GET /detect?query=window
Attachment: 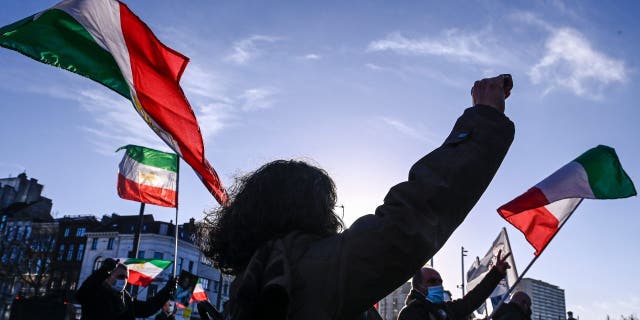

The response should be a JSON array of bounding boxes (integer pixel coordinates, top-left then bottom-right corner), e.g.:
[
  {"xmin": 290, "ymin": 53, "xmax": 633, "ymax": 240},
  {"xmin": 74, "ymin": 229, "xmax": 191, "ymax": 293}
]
[
  {"xmin": 177, "ymin": 258, "xmax": 184, "ymax": 272},
  {"xmin": 137, "ymin": 250, "xmax": 145, "ymax": 259},
  {"xmin": 222, "ymin": 281, "xmax": 229, "ymax": 296},
  {"xmin": 58, "ymin": 245, "xmax": 65, "ymax": 261},
  {"xmin": 7, "ymin": 226, "xmax": 14, "ymax": 241},
  {"xmin": 153, "ymin": 252, "xmax": 163, "ymax": 260},
  {"xmin": 201, "ymin": 278, "xmax": 210, "ymax": 290},
  {"xmin": 24, "ymin": 226, "xmax": 32, "ymax": 240},
  {"xmin": 91, "ymin": 238, "xmax": 98, "ymax": 250},
  {"xmin": 15, "ymin": 226, "xmax": 22, "ymax": 240},
  {"xmin": 0, "ymin": 215, "xmax": 6, "ymax": 231},
  {"xmin": 93, "ymin": 257, "xmax": 104, "ymax": 271},
  {"xmin": 212, "ymin": 280, "xmax": 219, "ymax": 293},
  {"xmin": 159, "ymin": 224, "xmax": 168, "ymax": 235},
  {"xmin": 66, "ymin": 244, "xmax": 74, "ymax": 261},
  {"xmin": 77, "ymin": 244, "xmax": 85, "ymax": 261},
  {"xmin": 76, "ymin": 227, "xmax": 86, "ymax": 237},
  {"xmin": 188, "ymin": 260, "xmax": 193, "ymax": 272},
  {"xmin": 64, "ymin": 228, "xmax": 70, "ymax": 237},
  {"xmin": 107, "ymin": 238, "xmax": 114, "ymax": 250}
]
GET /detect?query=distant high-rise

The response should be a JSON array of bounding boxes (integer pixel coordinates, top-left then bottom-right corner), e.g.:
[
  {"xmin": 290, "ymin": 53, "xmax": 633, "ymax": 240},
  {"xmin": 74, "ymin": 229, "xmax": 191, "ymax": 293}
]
[{"xmin": 517, "ymin": 278, "xmax": 566, "ymax": 320}]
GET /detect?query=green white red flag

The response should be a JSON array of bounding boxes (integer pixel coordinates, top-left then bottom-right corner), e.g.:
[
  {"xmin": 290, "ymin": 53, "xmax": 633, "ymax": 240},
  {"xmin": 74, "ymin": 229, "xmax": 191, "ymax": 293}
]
[
  {"xmin": 119, "ymin": 258, "xmax": 172, "ymax": 287},
  {"xmin": 0, "ymin": 0, "xmax": 227, "ymax": 204},
  {"xmin": 190, "ymin": 279, "xmax": 209, "ymax": 303},
  {"xmin": 117, "ymin": 145, "xmax": 178, "ymax": 207},
  {"xmin": 498, "ymin": 145, "xmax": 636, "ymax": 255}
]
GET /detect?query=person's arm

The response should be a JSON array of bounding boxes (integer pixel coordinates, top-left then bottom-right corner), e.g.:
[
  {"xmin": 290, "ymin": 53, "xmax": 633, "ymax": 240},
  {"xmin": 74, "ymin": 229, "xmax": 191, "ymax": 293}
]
[
  {"xmin": 334, "ymin": 104, "xmax": 515, "ymax": 318},
  {"xmin": 133, "ymin": 277, "xmax": 176, "ymax": 318},
  {"xmin": 447, "ymin": 267, "xmax": 505, "ymax": 318}
]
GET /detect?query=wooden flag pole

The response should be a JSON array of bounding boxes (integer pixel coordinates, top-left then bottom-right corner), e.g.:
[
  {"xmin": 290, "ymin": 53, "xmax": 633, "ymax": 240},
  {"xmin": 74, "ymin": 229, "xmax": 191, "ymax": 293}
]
[
  {"xmin": 173, "ymin": 158, "xmax": 181, "ymax": 277},
  {"xmin": 489, "ymin": 199, "xmax": 584, "ymax": 318}
]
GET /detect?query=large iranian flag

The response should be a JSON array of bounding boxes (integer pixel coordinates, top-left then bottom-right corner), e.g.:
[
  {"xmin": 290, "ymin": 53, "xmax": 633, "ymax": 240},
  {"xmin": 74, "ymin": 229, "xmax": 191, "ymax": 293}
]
[
  {"xmin": 498, "ymin": 145, "xmax": 636, "ymax": 255},
  {"xmin": 117, "ymin": 145, "xmax": 178, "ymax": 207},
  {"xmin": 0, "ymin": 0, "xmax": 227, "ymax": 205},
  {"xmin": 119, "ymin": 258, "xmax": 172, "ymax": 287}
]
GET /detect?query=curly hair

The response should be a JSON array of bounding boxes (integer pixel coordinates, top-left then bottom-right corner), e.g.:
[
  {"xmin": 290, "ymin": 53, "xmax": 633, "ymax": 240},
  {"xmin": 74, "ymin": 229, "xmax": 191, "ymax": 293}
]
[{"xmin": 198, "ymin": 160, "xmax": 344, "ymax": 275}]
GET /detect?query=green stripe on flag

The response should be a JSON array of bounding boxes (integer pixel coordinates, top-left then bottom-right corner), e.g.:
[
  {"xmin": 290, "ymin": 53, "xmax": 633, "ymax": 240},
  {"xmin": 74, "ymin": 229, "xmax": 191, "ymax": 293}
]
[
  {"xmin": 120, "ymin": 145, "xmax": 178, "ymax": 172},
  {"xmin": 574, "ymin": 145, "xmax": 637, "ymax": 199},
  {"xmin": 0, "ymin": 9, "xmax": 131, "ymax": 99},
  {"xmin": 123, "ymin": 258, "xmax": 173, "ymax": 269}
]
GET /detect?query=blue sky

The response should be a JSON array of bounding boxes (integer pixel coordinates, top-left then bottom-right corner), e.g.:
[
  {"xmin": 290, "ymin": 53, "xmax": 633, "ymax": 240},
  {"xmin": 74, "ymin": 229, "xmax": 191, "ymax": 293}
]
[{"xmin": 1, "ymin": 0, "xmax": 639, "ymax": 318}]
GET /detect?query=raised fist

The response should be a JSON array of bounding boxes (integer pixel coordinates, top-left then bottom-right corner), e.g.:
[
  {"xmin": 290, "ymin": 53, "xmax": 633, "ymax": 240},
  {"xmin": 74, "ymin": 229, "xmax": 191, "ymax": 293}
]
[{"xmin": 471, "ymin": 74, "xmax": 512, "ymax": 113}]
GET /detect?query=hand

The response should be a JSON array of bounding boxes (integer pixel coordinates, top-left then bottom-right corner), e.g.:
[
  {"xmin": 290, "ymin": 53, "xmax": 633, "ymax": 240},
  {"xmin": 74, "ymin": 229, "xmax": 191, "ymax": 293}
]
[
  {"xmin": 471, "ymin": 74, "xmax": 513, "ymax": 113},
  {"xmin": 494, "ymin": 249, "xmax": 511, "ymax": 275},
  {"xmin": 100, "ymin": 258, "xmax": 119, "ymax": 273}
]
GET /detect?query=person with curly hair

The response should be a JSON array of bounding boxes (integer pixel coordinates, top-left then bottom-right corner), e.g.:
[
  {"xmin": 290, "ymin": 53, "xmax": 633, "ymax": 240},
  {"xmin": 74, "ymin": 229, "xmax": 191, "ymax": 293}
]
[{"xmin": 198, "ymin": 74, "xmax": 516, "ymax": 320}]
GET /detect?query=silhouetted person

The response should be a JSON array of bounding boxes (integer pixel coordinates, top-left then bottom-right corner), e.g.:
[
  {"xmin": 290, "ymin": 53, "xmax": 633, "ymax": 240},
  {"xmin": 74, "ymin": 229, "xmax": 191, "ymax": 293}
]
[
  {"xmin": 398, "ymin": 250, "xmax": 512, "ymax": 320},
  {"xmin": 77, "ymin": 258, "xmax": 175, "ymax": 320},
  {"xmin": 492, "ymin": 291, "xmax": 532, "ymax": 320},
  {"xmin": 155, "ymin": 301, "xmax": 177, "ymax": 320},
  {"xmin": 199, "ymin": 74, "xmax": 515, "ymax": 319}
]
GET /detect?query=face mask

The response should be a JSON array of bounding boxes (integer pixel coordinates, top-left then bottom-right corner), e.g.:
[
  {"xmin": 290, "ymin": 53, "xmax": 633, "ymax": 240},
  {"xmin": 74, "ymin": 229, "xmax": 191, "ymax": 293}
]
[
  {"xmin": 425, "ymin": 285, "xmax": 445, "ymax": 304},
  {"xmin": 111, "ymin": 279, "xmax": 127, "ymax": 292}
]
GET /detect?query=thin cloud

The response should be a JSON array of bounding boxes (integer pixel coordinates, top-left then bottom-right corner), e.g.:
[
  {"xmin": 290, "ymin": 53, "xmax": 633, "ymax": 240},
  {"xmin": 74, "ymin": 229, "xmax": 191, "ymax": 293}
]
[
  {"xmin": 303, "ymin": 53, "xmax": 321, "ymax": 60},
  {"xmin": 379, "ymin": 117, "xmax": 435, "ymax": 144},
  {"xmin": 225, "ymin": 35, "xmax": 280, "ymax": 65},
  {"xmin": 529, "ymin": 27, "xmax": 626, "ymax": 99},
  {"xmin": 367, "ymin": 30, "xmax": 503, "ymax": 66},
  {"xmin": 240, "ymin": 88, "xmax": 277, "ymax": 111}
]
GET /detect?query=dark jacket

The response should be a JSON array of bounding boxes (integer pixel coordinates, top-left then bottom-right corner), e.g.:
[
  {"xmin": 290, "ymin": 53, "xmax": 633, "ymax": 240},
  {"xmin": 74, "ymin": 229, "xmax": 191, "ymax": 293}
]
[
  {"xmin": 492, "ymin": 303, "xmax": 531, "ymax": 320},
  {"xmin": 398, "ymin": 268, "xmax": 506, "ymax": 320},
  {"xmin": 76, "ymin": 267, "xmax": 172, "ymax": 320},
  {"xmin": 226, "ymin": 105, "xmax": 515, "ymax": 320}
]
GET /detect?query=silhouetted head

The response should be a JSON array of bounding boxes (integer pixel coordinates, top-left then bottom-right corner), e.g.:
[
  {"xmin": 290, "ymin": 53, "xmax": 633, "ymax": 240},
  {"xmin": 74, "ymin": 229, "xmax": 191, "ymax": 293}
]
[
  {"xmin": 510, "ymin": 291, "xmax": 532, "ymax": 314},
  {"xmin": 411, "ymin": 267, "xmax": 443, "ymax": 295},
  {"xmin": 199, "ymin": 160, "xmax": 343, "ymax": 275}
]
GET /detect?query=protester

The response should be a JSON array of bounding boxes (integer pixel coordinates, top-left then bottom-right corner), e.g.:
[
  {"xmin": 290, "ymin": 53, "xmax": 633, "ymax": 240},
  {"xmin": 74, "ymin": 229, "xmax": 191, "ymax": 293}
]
[
  {"xmin": 76, "ymin": 258, "xmax": 176, "ymax": 320},
  {"xmin": 155, "ymin": 301, "xmax": 177, "ymax": 320},
  {"xmin": 492, "ymin": 291, "xmax": 532, "ymax": 320},
  {"xmin": 398, "ymin": 250, "xmax": 512, "ymax": 320},
  {"xmin": 197, "ymin": 300, "xmax": 223, "ymax": 320},
  {"xmin": 199, "ymin": 74, "xmax": 515, "ymax": 319}
]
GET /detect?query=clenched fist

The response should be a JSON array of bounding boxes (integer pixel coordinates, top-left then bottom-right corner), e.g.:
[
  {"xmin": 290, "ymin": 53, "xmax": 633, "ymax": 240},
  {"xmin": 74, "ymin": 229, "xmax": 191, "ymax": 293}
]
[{"xmin": 471, "ymin": 74, "xmax": 513, "ymax": 113}]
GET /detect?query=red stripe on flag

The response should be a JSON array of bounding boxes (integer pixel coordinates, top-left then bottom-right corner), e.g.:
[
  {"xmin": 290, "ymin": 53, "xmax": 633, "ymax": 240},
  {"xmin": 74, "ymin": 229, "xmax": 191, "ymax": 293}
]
[
  {"xmin": 190, "ymin": 291, "xmax": 208, "ymax": 303},
  {"xmin": 118, "ymin": 2, "xmax": 227, "ymax": 205},
  {"xmin": 117, "ymin": 174, "xmax": 177, "ymax": 207},
  {"xmin": 128, "ymin": 270, "xmax": 155, "ymax": 287},
  {"xmin": 498, "ymin": 188, "xmax": 559, "ymax": 255}
]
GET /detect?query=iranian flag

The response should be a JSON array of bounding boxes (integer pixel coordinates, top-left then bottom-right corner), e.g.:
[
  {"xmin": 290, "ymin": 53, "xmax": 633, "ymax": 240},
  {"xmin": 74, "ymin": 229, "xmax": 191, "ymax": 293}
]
[
  {"xmin": 120, "ymin": 258, "xmax": 172, "ymax": 287},
  {"xmin": 190, "ymin": 279, "xmax": 209, "ymax": 303},
  {"xmin": 498, "ymin": 145, "xmax": 636, "ymax": 255},
  {"xmin": 117, "ymin": 145, "xmax": 177, "ymax": 207},
  {"xmin": 0, "ymin": 0, "xmax": 227, "ymax": 205}
]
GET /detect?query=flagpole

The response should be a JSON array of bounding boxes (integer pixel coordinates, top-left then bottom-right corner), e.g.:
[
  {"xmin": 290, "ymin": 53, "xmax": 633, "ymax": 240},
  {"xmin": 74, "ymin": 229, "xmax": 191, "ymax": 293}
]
[
  {"xmin": 131, "ymin": 202, "xmax": 146, "ymax": 259},
  {"xmin": 173, "ymin": 158, "xmax": 181, "ymax": 278},
  {"xmin": 488, "ymin": 199, "xmax": 584, "ymax": 318}
]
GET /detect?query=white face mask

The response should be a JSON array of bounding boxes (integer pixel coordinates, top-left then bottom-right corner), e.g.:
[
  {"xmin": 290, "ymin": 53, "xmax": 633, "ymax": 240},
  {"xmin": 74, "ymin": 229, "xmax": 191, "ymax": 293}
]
[{"xmin": 111, "ymin": 279, "xmax": 127, "ymax": 292}]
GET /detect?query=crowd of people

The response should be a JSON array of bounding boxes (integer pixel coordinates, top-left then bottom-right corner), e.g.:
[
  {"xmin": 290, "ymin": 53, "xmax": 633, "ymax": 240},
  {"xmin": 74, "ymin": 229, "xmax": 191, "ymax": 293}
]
[{"xmin": 76, "ymin": 74, "xmax": 545, "ymax": 320}]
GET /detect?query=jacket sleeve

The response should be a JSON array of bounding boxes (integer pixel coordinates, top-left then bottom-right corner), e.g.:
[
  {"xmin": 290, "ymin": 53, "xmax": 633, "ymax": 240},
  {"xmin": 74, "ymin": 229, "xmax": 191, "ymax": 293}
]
[
  {"xmin": 133, "ymin": 282, "xmax": 173, "ymax": 317},
  {"xmin": 334, "ymin": 105, "xmax": 515, "ymax": 318},
  {"xmin": 447, "ymin": 267, "xmax": 505, "ymax": 318}
]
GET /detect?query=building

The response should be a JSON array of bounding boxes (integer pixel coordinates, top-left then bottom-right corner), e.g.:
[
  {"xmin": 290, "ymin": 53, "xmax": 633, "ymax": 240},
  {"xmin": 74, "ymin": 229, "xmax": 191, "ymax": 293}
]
[
  {"xmin": 48, "ymin": 215, "xmax": 100, "ymax": 295},
  {"xmin": 516, "ymin": 278, "xmax": 566, "ymax": 320},
  {"xmin": 377, "ymin": 281, "xmax": 411, "ymax": 320},
  {"xmin": 0, "ymin": 173, "xmax": 52, "ymax": 220}
]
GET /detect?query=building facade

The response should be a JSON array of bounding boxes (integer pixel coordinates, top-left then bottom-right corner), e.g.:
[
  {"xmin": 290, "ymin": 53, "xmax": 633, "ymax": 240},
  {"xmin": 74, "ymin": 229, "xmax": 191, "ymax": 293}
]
[
  {"xmin": 377, "ymin": 281, "xmax": 411, "ymax": 320},
  {"xmin": 516, "ymin": 278, "xmax": 566, "ymax": 320}
]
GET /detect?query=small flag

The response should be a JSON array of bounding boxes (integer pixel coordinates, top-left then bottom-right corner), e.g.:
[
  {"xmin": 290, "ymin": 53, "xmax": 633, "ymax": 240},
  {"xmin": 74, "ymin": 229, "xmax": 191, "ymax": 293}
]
[
  {"xmin": 175, "ymin": 271, "xmax": 199, "ymax": 307},
  {"xmin": 190, "ymin": 278, "xmax": 209, "ymax": 303},
  {"xmin": 117, "ymin": 145, "xmax": 178, "ymax": 207},
  {"xmin": 466, "ymin": 228, "xmax": 518, "ymax": 314},
  {"xmin": 119, "ymin": 258, "xmax": 172, "ymax": 287},
  {"xmin": 498, "ymin": 145, "xmax": 636, "ymax": 255},
  {"xmin": 0, "ymin": 0, "xmax": 227, "ymax": 204}
]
